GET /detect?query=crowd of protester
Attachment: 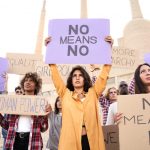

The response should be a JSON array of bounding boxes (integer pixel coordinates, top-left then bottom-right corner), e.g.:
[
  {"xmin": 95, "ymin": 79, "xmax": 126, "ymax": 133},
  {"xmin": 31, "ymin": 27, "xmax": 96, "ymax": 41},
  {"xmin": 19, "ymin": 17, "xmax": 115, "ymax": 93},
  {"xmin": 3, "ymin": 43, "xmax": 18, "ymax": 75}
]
[{"xmin": 0, "ymin": 35, "xmax": 149, "ymax": 150}]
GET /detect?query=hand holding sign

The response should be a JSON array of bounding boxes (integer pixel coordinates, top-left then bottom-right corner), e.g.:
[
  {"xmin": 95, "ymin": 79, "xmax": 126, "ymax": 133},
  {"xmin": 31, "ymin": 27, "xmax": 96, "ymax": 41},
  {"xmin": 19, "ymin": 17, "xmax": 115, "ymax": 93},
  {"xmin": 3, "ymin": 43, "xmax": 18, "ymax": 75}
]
[
  {"xmin": 45, "ymin": 102, "xmax": 52, "ymax": 115},
  {"xmin": 114, "ymin": 112, "xmax": 123, "ymax": 124},
  {"xmin": 45, "ymin": 36, "xmax": 52, "ymax": 46},
  {"xmin": 105, "ymin": 36, "xmax": 114, "ymax": 48}
]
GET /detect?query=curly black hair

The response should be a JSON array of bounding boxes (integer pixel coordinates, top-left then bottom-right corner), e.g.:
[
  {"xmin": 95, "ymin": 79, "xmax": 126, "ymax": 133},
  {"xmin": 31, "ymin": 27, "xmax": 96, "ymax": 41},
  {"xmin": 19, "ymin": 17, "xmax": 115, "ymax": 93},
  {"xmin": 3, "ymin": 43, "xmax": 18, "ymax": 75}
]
[
  {"xmin": 66, "ymin": 65, "xmax": 92, "ymax": 92},
  {"xmin": 15, "ymin": 86, "xmax": 22, "ymax": 92},
  {"xmin": 20, "ymin": 72, "xmax": 42, "ymax": 95}
]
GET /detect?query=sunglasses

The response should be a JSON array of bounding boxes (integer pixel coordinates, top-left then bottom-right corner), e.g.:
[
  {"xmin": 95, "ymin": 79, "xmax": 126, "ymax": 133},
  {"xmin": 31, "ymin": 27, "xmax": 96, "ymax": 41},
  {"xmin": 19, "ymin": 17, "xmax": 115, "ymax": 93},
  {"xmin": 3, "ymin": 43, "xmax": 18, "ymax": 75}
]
[{"xmin": 119, "ymin": 84, "xmax": 128, "ymax": 87}]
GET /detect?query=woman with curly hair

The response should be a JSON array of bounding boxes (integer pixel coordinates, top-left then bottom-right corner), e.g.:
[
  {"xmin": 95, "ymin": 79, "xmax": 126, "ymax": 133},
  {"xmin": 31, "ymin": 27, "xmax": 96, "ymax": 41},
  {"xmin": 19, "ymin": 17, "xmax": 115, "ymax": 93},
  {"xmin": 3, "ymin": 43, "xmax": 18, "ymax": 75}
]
[{"xmin": 0, "ymin": 72, "xmax": 51, "ymax": 150}]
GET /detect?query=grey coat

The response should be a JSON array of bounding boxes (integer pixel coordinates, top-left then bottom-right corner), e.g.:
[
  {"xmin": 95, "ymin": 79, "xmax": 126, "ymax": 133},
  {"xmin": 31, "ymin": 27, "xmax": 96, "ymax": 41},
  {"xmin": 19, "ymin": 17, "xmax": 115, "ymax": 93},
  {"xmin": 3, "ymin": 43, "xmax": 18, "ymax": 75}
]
[{"xmin": 46, "ymin": 112, "xmax": 62, "ymax": 150}]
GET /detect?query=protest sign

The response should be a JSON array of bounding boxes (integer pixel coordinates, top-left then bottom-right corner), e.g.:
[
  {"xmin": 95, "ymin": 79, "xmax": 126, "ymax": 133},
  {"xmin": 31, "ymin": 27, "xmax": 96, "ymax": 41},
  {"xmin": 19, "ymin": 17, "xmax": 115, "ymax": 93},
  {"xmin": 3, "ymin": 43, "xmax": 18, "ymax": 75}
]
[
  {"xmin": 0, "ymin": 57, "xmax": 8, "ymax": 91},
  {"xmin": 0, "ymin": 95, "xmax": 48, "ymax": 115},
  {"xmin": 118, "ymin": 94, "xmax": 150, "ymax": 150},
  {"xmin": 112, "ymin": 46, "xmax": 139, "ymax": 68},
  {"xmin": 7, "ymin": 53, "xmax": 43, "ymax": 74},
  {"xmin": 0, "ymin": 57, "xmax": 8, "ymax": 72},
  {"xmin": 35, "ymin": 62, "xmax": 90, "ymax": 84},
  {"xmin": 102, "ymin": 125, "xmax": 119, "ymax": 150},
  {"xmin": 0, "ymin": 78, "xmax": 5, "ymax": 92},
  {"xmin": 45, "ymin": 19, "xmax": 111, "ymax": 64},
  {"xmin": 144, "ymin": 53, "xmax": 150, "ymax": 64}
]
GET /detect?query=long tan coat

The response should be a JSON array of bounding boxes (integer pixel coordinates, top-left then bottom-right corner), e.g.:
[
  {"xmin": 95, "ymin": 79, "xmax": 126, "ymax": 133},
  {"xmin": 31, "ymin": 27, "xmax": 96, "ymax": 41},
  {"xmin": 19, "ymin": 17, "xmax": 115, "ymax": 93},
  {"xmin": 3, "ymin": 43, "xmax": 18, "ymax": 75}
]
[{"xmin": 50, "ymin": 64, "xmax": 111, "ymax": 150}]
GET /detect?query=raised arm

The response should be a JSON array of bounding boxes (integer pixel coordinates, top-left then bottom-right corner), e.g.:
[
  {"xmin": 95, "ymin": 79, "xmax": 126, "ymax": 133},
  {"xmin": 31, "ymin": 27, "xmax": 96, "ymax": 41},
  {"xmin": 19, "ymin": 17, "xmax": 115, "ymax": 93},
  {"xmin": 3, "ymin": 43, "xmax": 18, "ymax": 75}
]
[
  {"xmin": 45, "ymin": 37, "xmax": 66, "ymax": 98},
  {"xmin": 49, "ymin": 64, "xmax": 66, "ymax": 98},
  {"xmin": 93, "ymin": 36, "xmax": 113, "ymax": 97},
  {"xmin": 93, "ymin": 64, "xmax": 111, "ymax": 97}
]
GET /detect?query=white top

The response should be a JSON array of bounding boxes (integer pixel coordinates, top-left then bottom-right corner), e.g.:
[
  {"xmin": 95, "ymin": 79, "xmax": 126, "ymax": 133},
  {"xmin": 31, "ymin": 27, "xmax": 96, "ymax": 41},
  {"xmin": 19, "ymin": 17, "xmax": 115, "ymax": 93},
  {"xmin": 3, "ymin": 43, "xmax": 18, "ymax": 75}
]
[
  {"xmin": 16, "ymin": 116, "xmax": 32, "ymax": 132},
  {"xmin": 106, "ymin": 102, "xmax": 117, "ymax": 125}
]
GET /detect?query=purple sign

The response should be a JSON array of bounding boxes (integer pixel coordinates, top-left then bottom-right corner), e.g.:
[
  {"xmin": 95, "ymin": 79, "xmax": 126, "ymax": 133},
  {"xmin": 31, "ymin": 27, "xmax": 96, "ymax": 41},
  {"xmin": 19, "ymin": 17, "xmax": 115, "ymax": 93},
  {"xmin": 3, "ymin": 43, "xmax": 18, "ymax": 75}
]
[
  {"xmin": 0, "ymin": 57, "xmax": 8, "ymax": 92},
  {"xmin": 45, "ymin": 19, "xmax": 111, "ymax": 64},
  {"xmin": 144, "ymin": 53, "xmax": 150, "ymax": 64}
]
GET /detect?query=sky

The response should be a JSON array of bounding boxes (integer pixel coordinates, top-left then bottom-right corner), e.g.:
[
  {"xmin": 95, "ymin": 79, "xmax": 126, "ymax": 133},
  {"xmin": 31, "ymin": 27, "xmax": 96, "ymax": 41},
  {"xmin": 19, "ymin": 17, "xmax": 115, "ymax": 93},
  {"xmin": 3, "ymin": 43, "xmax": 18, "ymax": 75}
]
[{"xmin": 0, "ymin": 0, "xmax": 150, "ymax": 92}]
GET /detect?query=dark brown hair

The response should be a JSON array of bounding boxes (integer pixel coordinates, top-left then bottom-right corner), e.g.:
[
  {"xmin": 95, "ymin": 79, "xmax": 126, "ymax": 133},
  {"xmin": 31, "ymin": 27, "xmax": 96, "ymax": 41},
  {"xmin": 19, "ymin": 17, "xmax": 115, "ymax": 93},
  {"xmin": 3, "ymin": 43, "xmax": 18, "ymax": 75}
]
[
  {"xmin": 20, "ymin": 72, "xmax": 42, "ymax": 95},
  {"xmin": 15, "ymin": 86, "xmax": 21, "ymax": 92},
  {"xmin": 67, "ymin": 65, "xmax": 92, "ymax": 92},
  {"xmin": 134, "ymin": 63, "xmax": 150, "ymax": 94},
  {"xmin": 54, "ymin": 96, "xmax": 61, "ymax": 114}
]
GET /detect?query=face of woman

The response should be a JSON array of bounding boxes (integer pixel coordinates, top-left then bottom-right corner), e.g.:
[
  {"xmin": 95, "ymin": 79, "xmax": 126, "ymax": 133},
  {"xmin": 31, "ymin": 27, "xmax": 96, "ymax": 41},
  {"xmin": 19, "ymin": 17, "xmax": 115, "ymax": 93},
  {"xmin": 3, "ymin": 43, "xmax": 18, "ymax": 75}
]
[
  {"xmin": 108, "ymin": 88, "xmax": 117, "ymax": 101},
  {"xmin": 72, "ymin": 70, "xmax": 84, "ymax": 89},
  {"xmin": 24, "ymin": 77, "xmax": 36, "ymax": 94},
  {"xmin": 57, "ymin": 99, "xmax": 62, "ymax": 109},
  {"xmin": 139, "ymin": 65, "xmax": 150, "ymax": 85}
]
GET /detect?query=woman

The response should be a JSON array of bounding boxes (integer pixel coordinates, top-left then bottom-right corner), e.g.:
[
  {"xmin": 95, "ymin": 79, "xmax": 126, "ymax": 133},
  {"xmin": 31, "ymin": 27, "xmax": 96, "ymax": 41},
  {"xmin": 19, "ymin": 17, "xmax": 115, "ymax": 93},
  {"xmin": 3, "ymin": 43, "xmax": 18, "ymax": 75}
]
[
  {"xmin": 99, "ymin": 87, "xmax": 118, "ymax": 125},
  {"xmin": 134, "ymin": 63, "xmax": 150, "ymax": 94},
  {"xmin": 0, "ymin": 72, "xmax": 51, "ymax": 150},
  {"xmin": 105, "ymin": 87, "xmax": 118, "ymax": 125},
  {"xmin": 46, "ymin": 97, "xmax": 62, "ymax": 150},
  {"xmin": 47, "ymin": 36, "xmax": 113, "ymax": 150},
  {"xmin": 109, "ymin": 63, "xmax": 150, "ymax": 125}
]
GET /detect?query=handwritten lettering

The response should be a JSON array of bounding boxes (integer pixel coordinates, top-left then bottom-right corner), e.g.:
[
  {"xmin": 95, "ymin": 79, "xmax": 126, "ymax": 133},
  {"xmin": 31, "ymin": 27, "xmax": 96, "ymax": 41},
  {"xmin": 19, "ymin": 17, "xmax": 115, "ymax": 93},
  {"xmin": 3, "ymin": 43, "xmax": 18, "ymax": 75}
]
[
  {"xmin": 0, "ymin": 96, "xmax": 47, "ymax": 115},
  {"xmin": 112, "ymin": 47, "xmax": 137, "ymax": 68},
  {"xmin": 104, "ymin": 132, "xmax": 117, "ymax": 144},
  {"xmin": 8, "ymin": 58, "xmax": 40, "ymax": 68},
  {"xmin": 123, "ymin": 115, "xmax": 150, "ymax": 125},
  {"xmin": 142, "ymin": 98, "xmax": 150, "ymax": 110}
]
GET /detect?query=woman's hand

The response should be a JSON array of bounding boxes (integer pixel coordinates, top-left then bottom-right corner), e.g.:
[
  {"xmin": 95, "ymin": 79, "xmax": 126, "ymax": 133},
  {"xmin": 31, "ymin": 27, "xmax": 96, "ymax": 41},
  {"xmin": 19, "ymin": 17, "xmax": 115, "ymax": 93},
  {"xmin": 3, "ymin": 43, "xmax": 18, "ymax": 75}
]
[
  {"xmin": 44, "ymin": 36, "xmax": 52, "ymax": 46},
  {"xmin": 89, "ymin": 64, "xmax": 100, "ymax": 72},
  {"xmin": 105, "ymin": 36, "xmax": 114, "ymax": 47},
  {"xmin": 114, "ymin": 112, "xmax": 123, "ymax": 125},
  {"xmin": 45, "ymin": 103, "xmax": 52, "ymax": 115}
]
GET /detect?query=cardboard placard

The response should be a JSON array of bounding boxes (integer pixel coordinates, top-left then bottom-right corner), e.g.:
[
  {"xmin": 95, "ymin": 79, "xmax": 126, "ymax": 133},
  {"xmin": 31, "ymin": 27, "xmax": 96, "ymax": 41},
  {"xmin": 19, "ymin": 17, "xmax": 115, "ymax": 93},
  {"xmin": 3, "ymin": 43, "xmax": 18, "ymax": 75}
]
[
  {"xmin": 45, "ymin": 19, "xmax": 111, "ymax": 64},
  {"xmin": 103, "ymin": 125, "xmax": 119, "ymax": 150},
  {"xmin": 112, "ymin": 46, "xmax": 139, "ymax": 68},
  {"xmin": 7, "ymin": 53, "xmax": 43, "ymax": 75},
  {"xmin": 0, "ymin": 57, "xmax": 8, "ymax": 91},
  {"xmin": 0, "ymin": 95, "xmax": 48, "ymax": 115},
  {"xmin": 118, "ymin": 94, "xmax": 150, "ymax": 150},
  {"xmin": 35, "ymin": 62, "xmax": 90, "ymax": 84}
]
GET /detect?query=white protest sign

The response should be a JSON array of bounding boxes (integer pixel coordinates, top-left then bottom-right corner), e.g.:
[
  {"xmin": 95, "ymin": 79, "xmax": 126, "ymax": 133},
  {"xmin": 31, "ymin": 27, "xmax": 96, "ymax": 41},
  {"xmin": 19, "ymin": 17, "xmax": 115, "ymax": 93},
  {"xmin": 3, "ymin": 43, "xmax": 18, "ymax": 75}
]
[
  {"xmin": 7, "ymin": 53, "xmax": 43, "ymax": 75},
  {"xmin": 112, "ymin": 46, "xmax": 139, "ymax": 68},
  {"xmin": 118, "ymin": 94, "xmax": 150, "ymax": 150},
  {"xmin": 0, "ymin": 95, "xmax": 48, "ymax": 115}
]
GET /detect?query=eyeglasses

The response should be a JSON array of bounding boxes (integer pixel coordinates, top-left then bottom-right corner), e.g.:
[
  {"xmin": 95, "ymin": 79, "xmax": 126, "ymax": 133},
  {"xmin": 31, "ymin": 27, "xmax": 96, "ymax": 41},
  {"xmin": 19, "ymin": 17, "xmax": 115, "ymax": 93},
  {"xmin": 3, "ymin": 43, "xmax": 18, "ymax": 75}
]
[
  {"xmin": 16, "ymin": 90, "xmax": 23, "ymax": 94},
  {"xmin": 109, "ymin": 91, "xmax": 117, "ymax": 94}
]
